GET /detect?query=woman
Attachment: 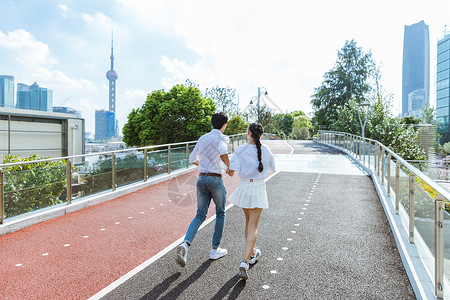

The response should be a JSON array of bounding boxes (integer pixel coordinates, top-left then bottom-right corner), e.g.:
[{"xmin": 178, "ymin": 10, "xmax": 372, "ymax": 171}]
[{"xmin": 226, "ymin": 123, "xmax": 275, "ymax": 280}]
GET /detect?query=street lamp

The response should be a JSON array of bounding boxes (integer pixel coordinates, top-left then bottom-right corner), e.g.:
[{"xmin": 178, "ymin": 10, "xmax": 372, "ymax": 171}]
[
  {"xmin": 249, "ymin": 87, "xmax": 268, "ymax": 123},
  {"xmin": 357, "ymin": 103, "xmax": 370, "ymax": 139}
]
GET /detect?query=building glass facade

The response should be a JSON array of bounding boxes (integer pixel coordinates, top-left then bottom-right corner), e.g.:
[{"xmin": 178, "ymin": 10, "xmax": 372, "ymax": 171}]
[
  {"xmin": 95, "ymin": 110, "xmax": 118, "ymax": 140},
  {"xmin": 402, "ymin": 20, "xmax": 430, "ymax": 116},
  {"xmin": 16, "ymin": 82, "xmax": 53, "ymax": 112},
  {"xmin": 0, "ymin": 75, "xmax": 15, "ymax": 108},
  {"xmin": 437, "ymin": 32, "xmax": 450, "ymax": 144}
]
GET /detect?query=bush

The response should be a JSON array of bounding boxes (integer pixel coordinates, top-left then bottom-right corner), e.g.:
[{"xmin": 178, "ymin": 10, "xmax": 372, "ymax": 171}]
[
  {"xmin": 3, "ymin": 154, "xmax": 67, "ymax": 218},
  {"xmin": 444, "ymin": 142, "xmax": 450, "ymax": 154}
]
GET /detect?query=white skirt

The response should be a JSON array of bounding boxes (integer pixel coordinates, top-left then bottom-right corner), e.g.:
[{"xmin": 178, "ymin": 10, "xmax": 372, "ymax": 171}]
[{"xmin": 228, "ymin": 178, "xmax": 269, "ymax": 209}]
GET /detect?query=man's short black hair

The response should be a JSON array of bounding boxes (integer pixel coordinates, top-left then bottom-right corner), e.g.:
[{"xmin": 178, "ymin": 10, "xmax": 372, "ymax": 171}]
[{"xmin": 211, "ymin": 112, "xmax": 228, "ymax": 129}]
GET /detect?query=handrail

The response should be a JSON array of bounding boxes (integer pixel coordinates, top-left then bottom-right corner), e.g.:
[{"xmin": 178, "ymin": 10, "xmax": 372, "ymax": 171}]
[
  {"xmin": 319, "ymin": 130, "xmax": 450, "ymax": 202},
  {"xmin": 0, "ymin": 133, "xmax": 247, "ymax": 168}
]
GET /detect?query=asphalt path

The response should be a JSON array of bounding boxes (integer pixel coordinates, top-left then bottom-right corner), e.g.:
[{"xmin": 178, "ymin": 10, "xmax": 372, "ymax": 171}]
[{"xmin": 100, "ymin": 141, "xmax": 415, "ymax": 300}]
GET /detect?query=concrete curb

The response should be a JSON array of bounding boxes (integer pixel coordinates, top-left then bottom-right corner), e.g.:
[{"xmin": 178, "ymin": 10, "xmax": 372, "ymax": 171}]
[
  {"xmin": 316, "ymin": 141, "xmax": 436, "ymax": 300},
  {"xmin": 0, "ymin": 166, "xmax": 198, "ymax": 236}
]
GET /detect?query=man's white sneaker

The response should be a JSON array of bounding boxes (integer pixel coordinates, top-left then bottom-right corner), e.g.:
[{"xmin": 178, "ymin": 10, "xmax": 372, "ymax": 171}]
[
  {"xmin": 210, "ymin": 247, "xmax": 228, "ymax": 260},
  {"xmin": 239, "ymin": 261, "xmax": 249, "ymax": 280},
  {"xmin": 249, "ymin": 249, "xmax": 261, "ymax": 265},
  {"xmin": 176, "ymin": 242, "xmax": 188, "ymax": 267}
]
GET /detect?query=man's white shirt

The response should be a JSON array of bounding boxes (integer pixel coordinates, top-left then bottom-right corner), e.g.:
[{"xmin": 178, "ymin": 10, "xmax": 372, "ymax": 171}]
[{"xmin": 189, "ymin": 129, "xmax": 229, "ymax": 174}]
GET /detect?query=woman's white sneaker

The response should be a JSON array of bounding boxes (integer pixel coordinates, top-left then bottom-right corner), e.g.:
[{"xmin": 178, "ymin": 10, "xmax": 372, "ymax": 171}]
[
  {"xmin": 239, "ymin": 261, "xmax": 249, "ymax": 280},
  {"xmin": 210, "ymin": 247, "xmax": 228, "ymax": 260},
  {"xmin": 249, "ymin": 249, "xmax": 261, "ymax": 264}
]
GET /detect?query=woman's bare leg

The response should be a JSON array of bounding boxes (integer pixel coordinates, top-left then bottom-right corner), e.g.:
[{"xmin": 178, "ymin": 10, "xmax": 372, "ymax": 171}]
[{"xmin": 242, "ymin": 208, "xmax": 263, "ymax": 262}]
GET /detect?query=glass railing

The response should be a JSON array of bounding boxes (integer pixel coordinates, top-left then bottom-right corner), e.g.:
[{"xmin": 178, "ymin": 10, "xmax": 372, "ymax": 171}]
[
  {"xmin": 0, "ymin": 133, "xmax": 247, "ymax": 224},
  {"xmin": 318, "ymin": 130, "xmax": 450, "ymax": 299}
]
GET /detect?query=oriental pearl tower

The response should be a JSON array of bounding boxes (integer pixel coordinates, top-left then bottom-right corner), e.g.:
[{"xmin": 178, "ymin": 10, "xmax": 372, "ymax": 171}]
[{"xmin": 106, "ymin": 34, "xmax": 118, "ymax": 113}]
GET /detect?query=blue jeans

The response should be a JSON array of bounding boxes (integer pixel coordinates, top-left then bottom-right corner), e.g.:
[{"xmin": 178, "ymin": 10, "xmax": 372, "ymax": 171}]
[{"xmin": 184, "ymin": 175, "xmax": 227, "ymax": 248}]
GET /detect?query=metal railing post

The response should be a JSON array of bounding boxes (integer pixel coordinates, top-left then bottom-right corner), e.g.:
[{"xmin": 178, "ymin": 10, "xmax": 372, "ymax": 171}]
[
  {"xmin": 395, "ymin": 161, "xmax": 400, "ymax": 215},
  {"xmin": 363, "ymin": 139, "xmax": 366, "ymax": 164},
  {"xmin": 375, "ymin": 144, "xmax": 378, "ymax": 174},
  {"xmin": 186, "ymin": 143, "xmax": 189, "ymax": 169},
  {"xmin": 168, "ymin": 145, "xmax": 171, "ymax": 174},
  {"xmin": 112, "ymin": 153, "xmax": 116, "ymax": 191},
  {"xmin": 409, "ymin": 172, "xmax": 415, "ymax": 243},
  {"xmin": 368, "ymin": 141, "xmax": 371, "ymax": 168},
  {"xmin": 382, "ymin": 149, "xmax": 385, "ymax": 185},
  {"xmin": 66, "ymin": 158, "xmax": 72, "ymax": 205},
  {"xmin": 0, "ymin": 168, "xmax": 4, "ymax": 224},
  {"xmin": 387, "ymin": 153, "xmax": 391, "ymax": 196},
  {"xmin": 435, "ymin": 194, "xmax": 445, "ymax": 299},
  {"xmin": 144, "ymin": 149, "xmax": 148, "ymax": 181}
]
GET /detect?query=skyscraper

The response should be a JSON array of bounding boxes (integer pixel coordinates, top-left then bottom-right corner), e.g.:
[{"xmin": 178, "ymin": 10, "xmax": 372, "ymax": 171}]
[
  {"xmin": 16, "ymin": 82, "xmax": 53, "ymax": 112},
  {"xmin": 402, "ymin": 20, "xmax": 430, "ymax": 116},
  {"xmin": 95, "ymin": 33, "xmax": 119, "ymax": 140},
  {"xmin": 0, "ymin": 75, "xmax": 15, "ymax": 108},
  {"xmin": 437, "ymin": 29, "xmax": 450, "ymax": 144}
]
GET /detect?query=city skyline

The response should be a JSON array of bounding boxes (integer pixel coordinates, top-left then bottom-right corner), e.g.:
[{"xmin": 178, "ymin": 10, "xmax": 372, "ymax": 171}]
[{"xmin": 0, "ymin": 1, "xmax": 449, "ymax": 134}]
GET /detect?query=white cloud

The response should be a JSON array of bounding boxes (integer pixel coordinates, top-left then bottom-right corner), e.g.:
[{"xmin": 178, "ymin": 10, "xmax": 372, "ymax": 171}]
[
  {"xmin": 30, "ymin": 67, "xmax": 97, "ymax": 92},
  {"xmin": 82, "ymin": 12, "xmax": 113, "ymax": 28},
  {"xmin": 58, "ymin": 4, "xmax": 69, "ymax": 11},
  {"xmin": 0, "ymin": 29, "xmax": 57, "ymax": 67}
]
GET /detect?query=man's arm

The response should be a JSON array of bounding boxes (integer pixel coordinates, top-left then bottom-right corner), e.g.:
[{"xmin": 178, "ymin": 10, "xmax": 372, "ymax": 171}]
[{"xmin": 220, "ymin": 153, "xmax": 230, "ymax": 169}]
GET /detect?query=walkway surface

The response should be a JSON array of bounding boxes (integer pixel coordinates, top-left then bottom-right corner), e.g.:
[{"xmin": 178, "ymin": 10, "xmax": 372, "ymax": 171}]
[{"xmin": 0, "ymin": 140, "xmax": 416, "ymax": 299}]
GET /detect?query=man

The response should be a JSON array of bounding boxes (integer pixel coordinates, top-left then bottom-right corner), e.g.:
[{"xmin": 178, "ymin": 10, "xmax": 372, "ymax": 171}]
[{"xmin": 176, "ymin": 112, "xmax": 230, "ymax": 267}]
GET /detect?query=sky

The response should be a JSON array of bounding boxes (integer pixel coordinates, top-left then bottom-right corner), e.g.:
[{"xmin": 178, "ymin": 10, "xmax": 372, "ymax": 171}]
[{"xmin": 0, "ymin": 0, "xmax": 449, "ymax": 134}]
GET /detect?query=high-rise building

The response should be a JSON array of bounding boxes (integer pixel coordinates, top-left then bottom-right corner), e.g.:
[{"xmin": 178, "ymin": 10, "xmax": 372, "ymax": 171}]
[
  {"xmin": 402, "ymin": 20, "xmax": 430, "ymax": 116},
  {"xmin": 95, "ymin": 33, "xmax": 119, "ymax": 140},
  {"xmin": 0, "ymin": 75, "xmax": 15, "ymax": 108},
  {"xmin": 16, "ymin": 82, "xmax": 53, "ymax": 112},
  {"xmin": 437, "ymin": 29, "xmax": 450, "ymax": 144},
  {"xmin": 95, "ymin": 110, "xmax": 118, "ymax": 141}
]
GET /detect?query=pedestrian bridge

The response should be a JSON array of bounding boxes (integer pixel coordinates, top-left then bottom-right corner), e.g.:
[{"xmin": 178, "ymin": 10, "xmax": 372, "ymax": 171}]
[{"xmin": 0, "ymin": 135, "xmax": 448, "ymax": 299}]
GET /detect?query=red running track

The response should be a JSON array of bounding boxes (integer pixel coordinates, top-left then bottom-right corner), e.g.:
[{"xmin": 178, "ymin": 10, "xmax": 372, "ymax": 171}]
[{"xmin": 0, "ymin": 140, "xmax": 291, "ymax": 300}]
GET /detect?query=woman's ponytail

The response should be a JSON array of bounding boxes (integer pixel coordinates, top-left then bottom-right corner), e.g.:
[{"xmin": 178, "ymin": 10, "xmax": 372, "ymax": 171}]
[{"xmin": 249, "ymin": 123, "xmax": 264, "ymax": 173}]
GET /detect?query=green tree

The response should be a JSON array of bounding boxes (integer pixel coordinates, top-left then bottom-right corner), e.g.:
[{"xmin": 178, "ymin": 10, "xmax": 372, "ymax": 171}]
[
  {"xmin": 266, "ymin": 113, "xmax": 294, "ymax": 136},
  {"xmin": 205, "ymin": 85, "xmax": 237, "ymax": 114},
  {"xmin": 291, "ymin": 127, "xmax": 310, "ymax": 140},
  {"xmin": 419, "ymin": 103, "xmax": 438, "ymax": 125},
  {"xmin": 123, "ymin": 84, "xmax": 215, "ymax": 147},
  {"xmin": 224, "ymin": 114, "xmax": 249, "ymax": 135},
  {"xmin": 3, "ymin": 154, "xmax": 67, "ymax": 218},
  {"xmin": 311, "ymin": 40, "xmax": 375, "ymax": 128}
]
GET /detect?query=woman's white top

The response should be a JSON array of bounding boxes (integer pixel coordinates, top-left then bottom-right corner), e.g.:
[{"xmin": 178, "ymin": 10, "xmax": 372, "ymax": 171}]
[{"xmin": 230, "ymin": 143, "xmax": 275, "ymax": 180}]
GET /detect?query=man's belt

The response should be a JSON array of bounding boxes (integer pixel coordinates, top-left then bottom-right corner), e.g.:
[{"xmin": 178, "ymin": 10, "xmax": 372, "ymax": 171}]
[{"xmin": 199, "ymin": 172, "xmax": 222, "ymax": 178}]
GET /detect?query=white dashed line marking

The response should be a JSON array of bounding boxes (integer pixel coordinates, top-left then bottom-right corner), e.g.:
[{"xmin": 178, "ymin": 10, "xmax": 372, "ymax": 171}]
[
  {"xmin": 294, "ymin": 224, "xmax": 299, "ymax": 226},
  {"xmin": 300, "ymin": 212, "xmax": 305, "ymax": 215},
  {"xmin": 42, "ymin": 253, "xmax": 49, "ymax": 256},
  {"xmin": 100, "ymin": 228, "xmax": 106, "ymax": 231},
  {"xmin": 160, "ymin": 203, "xmax": 164, "ymax": 206},
  {"xmin": 83, "ymin": 236, "xmax": 89, "ymax": 238},
  {"xmin": 262, "ymin": 285, "xmax": 270, "ymax": 289},
  {"xmin": 128, "ymin": 217, "xmax": 133, "ymax": 219},
  {"xmin": 291, "ymin": 231, "xmax": 296, "ymax": 233},
  {"xmin": 115, "ymin": 222, "xmax": 120, "ymax": 225},
  {"xmin": 282, "ymin": 247, "xmax": 289, "ymax": 250},
  {"xmin": 302, "ymin": 208, "xmax": 307, "ymax": 210},
  {"xmin": 270, "ymin": 270, "xmax": 278, "ymax": 274},
  {"xmin": 15, "ymin": 264, "xmax": 22, "ymax": 267},
  {"xmin": 64, "ymin": 244, "xmax": 70, "ymax": 247},
  {"xmin": 140, "ymin": 212, "xmax": 145, "ymax": 214},
  {"xmin": 277, "ymin": 257, "xmax": 283, "ymax": 261},
  {"xmin": 297, "ymin": 218, "xmax": 302, "ymax": 220},
  {"xmin": 287, "ymin": 238, "xmax": 293, "ymax": 241},
  {"xmin": 151, "ymin": 208, "xmax": 155, "ymax": 210}
]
